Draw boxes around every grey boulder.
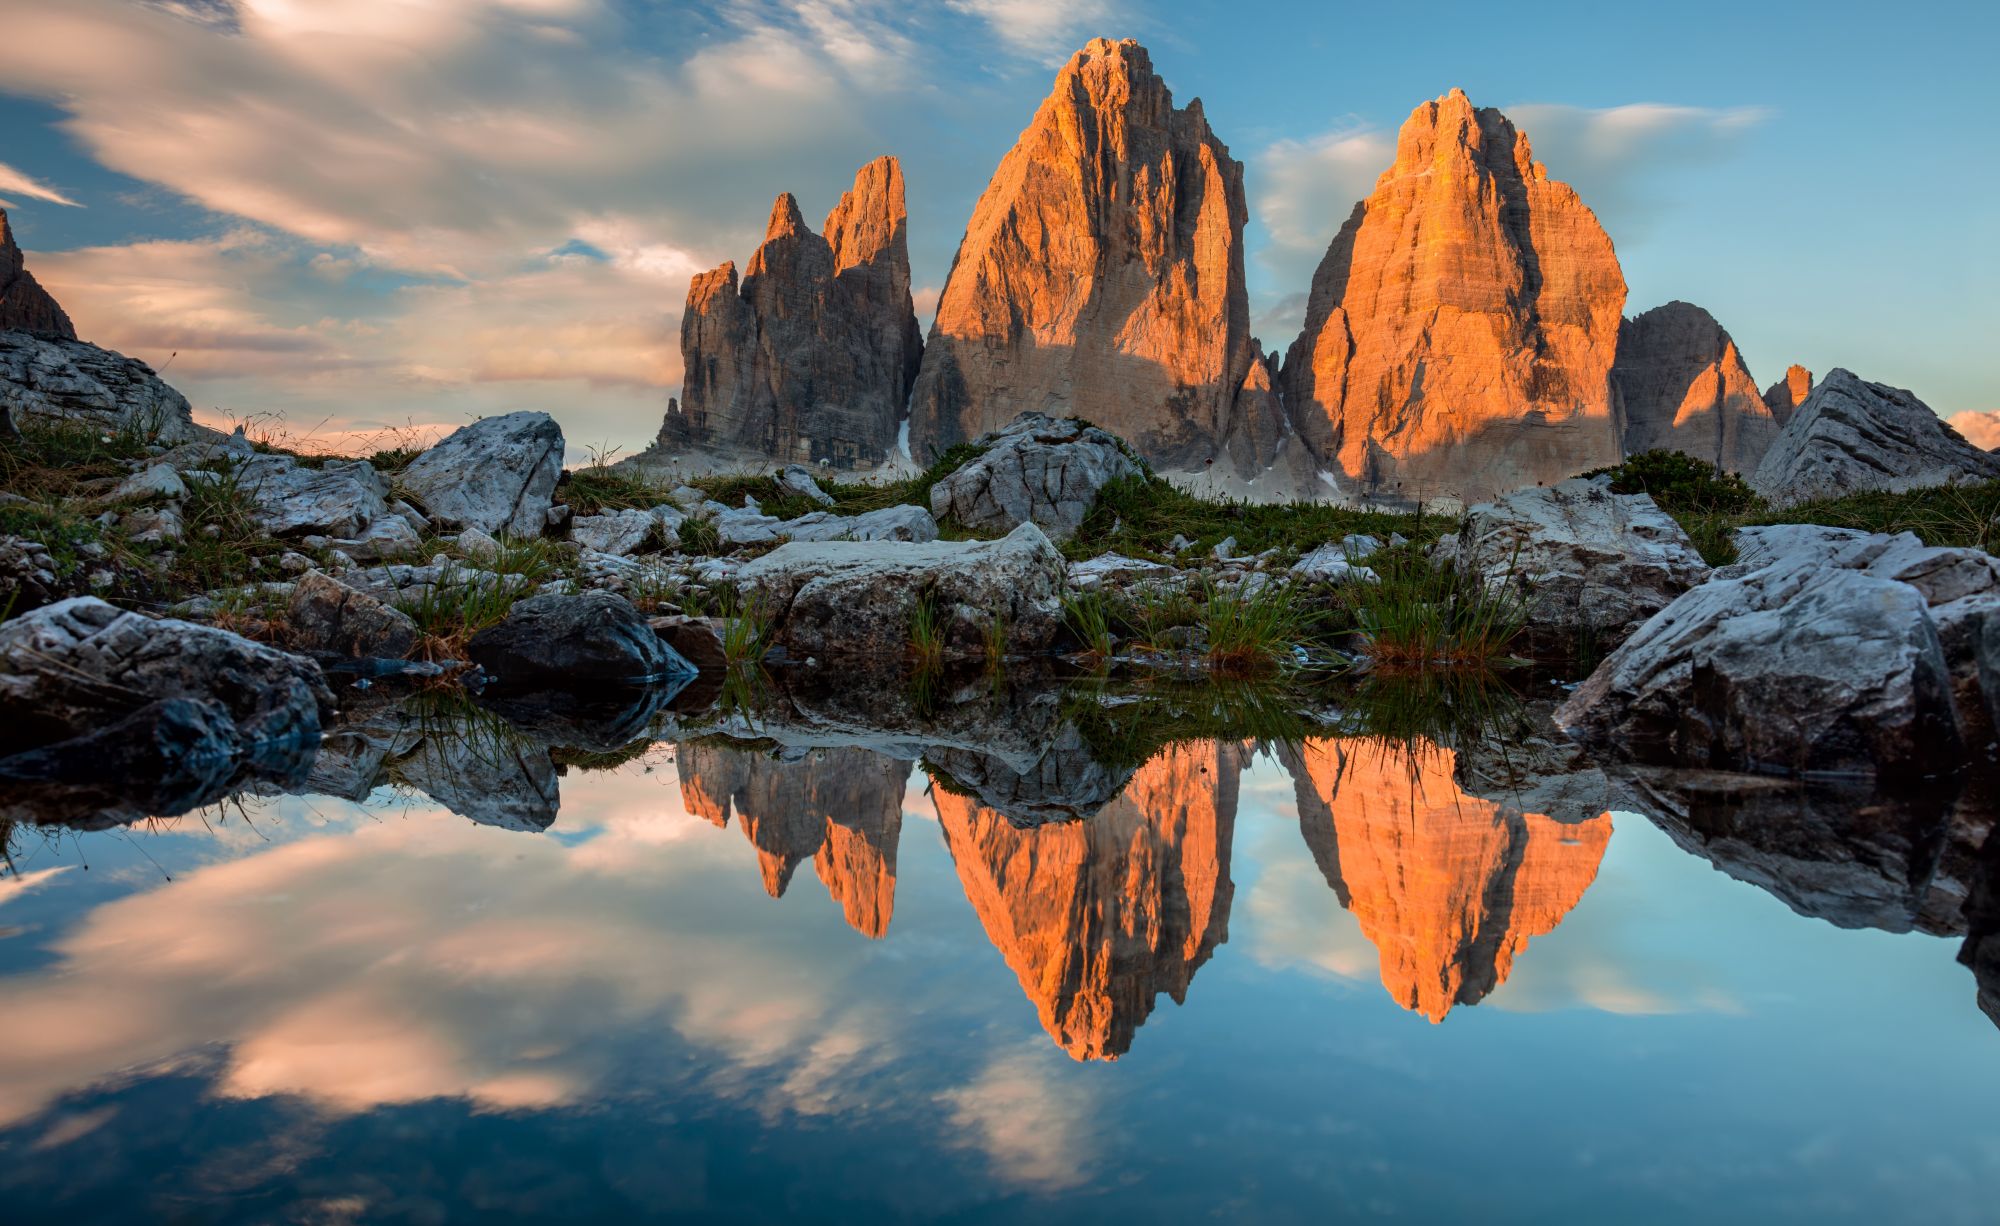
[0,331,204,443]
[778,504,938,543]
[570,505,684,556]
[1438,476,1710,656]
[399,411,564,537]
[735,522,1066,659]
[1749,369,2000,506]
[927,413,1142,540]
[0,596,334,750]
[288,570,421,659]
[467,591,694,684]
[235,453,392,538]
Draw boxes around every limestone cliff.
[1279,90,1627,508]
[1281,737,1611,1022]
[1613,301,1781,472]
[934,740,1244,1060]
[906,39,1281,477]
[678,742,910,938]
[0,209,76,340]
[644,157,920,472]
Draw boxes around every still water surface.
[0,733,1994,1223]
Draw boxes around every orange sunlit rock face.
[1762,364,1815,424]
[934,741,1246,1061]
[1281,738,1611,1022]
[677,743,910,938]
[1280,89,1627,508]
[907,38,1282,477]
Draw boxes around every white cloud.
[937,1046,1097,1190]
[0,160,81,209]
[1505,102,1771,241]
[1252,125,1389,259]
[1946,410,2000,449]
[945,0,1120,64]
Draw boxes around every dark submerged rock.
[468,592,694,685]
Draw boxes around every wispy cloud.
[0,159,82,208]
[945,0,1120,64]
[1252,123,1390,258]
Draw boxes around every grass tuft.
[1349,547,1527,668]
[1198,578,1323,675]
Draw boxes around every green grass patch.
[1199,578,1324,675]
[1742,481,2000,554]
[1348,546,1527,668]
[1064,473,1432,563]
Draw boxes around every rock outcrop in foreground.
[935,740,1243,1060]
[1281,89,1627,509]
[1613,301,1781,473]
[927,413,1142,540]
[1749,369,2000,506]
[907,39,1280,478]
[1282,737,1611,1022]
[0,209,74,339]
[644,157,920,472]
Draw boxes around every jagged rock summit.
[1762,363,1814,423]
[1281,88,1627,509]
[1613,301,1781,473]
[637,156,920,474]
[0,209,75,340]
[906,38,1283,480]
[1750,369,2000,506]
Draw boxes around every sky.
[0,0,1994,457]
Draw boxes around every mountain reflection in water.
[2,676,1999,1222]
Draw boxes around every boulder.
[778,504,937,543]
[399,411,564,537]
[287,570,421,659]
[1281,89,1626,508]
[1438,477,1711,656]
[0,330,204,443]
[235,453,391,538]
[1068,552,1179,590]
[570,505,684,556]
[927,413,1142,540]
[1291,534,1384,584]
[649,614,728,672]
[735,522,1067,659]
[466,591,695,684]
[0,596,334,751]
[778,463,835,506]
[1556,551,1965,778]
[1731,525,2000,742]
[906,39,1283,479]
[109,463,187,502]
[0,534,68,611]
[1749,369,2000,506]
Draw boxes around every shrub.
[1066,473,1431,562]
[1583,450,1762,516]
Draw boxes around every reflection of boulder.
[934,741,1245,1061]
[1621,766,1974,936]
[924,722,1136,828]
[388,712,561,833]
[1280,737,1611,1022]
[677,741,910,937]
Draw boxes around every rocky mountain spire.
[0,209,77,340]
[1613,301,1781,472]
[1762,363,1813,423]
[1280,89,1627,508]
[646,158,920,472]
[906,38,1279,476]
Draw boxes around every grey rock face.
[0,596,334,751]
[1730,525,2000,743]
[1439,477,1711,656]
[393,729,561,832]
[1556,551,1965,778]
[735,522,1067,659]
[0,534,67,612]
[1749,369,2000,506]
[649,615,728,672]
[1068,552,1179,590]
[236,453,391,538]
[1291,534,1384,584]
[923,722,1137,828]
[399,411,564,537]
[287,570,420,659]
[0,331,203,443]
[467,591,694,684]
[778,463,836,507]
[1612,300,1781,473]
[927,414,1143,541]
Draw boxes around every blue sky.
[1,0,1993,453]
